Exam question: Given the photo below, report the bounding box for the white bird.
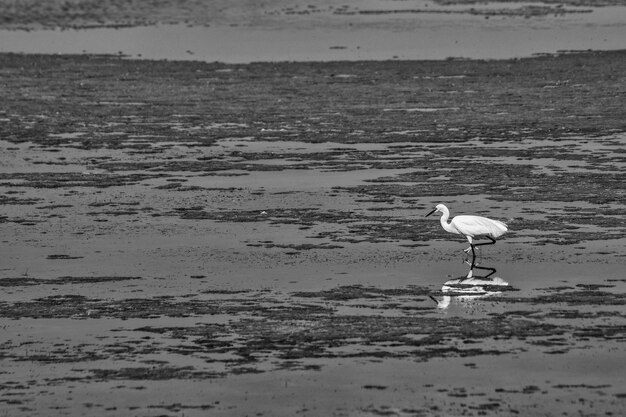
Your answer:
[426,203,508,268]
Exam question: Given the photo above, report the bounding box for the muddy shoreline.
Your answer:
[1,50,625,415]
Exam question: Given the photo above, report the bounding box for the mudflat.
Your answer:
[1,49,625,416]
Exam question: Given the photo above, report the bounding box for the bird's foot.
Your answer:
[463,246,471,254]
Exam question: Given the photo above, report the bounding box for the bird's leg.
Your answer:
[463,237,495,278]
[472,265,497,279]
[474,236,496,247]
[460,236,477,278]
[469,244,477,269]
[463,236,474,254]
[460,250,477,282]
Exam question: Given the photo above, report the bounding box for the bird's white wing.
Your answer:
[451,215,508,238]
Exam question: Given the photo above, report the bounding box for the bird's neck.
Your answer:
[439,210,457,233]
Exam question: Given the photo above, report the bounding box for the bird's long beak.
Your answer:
[425,208,437,217]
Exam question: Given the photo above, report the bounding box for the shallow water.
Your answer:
[2,7,626,63]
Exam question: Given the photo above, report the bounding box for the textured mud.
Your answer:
[1,51,625,416]
[1,279,625,415]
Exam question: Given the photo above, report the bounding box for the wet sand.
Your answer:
[1,49,625,415]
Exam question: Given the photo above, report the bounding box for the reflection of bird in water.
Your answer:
[430,276,509,309]
[426,204,508,268]
[430,294,491,310]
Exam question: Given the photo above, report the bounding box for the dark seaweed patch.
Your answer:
[0,276,141,287]
[293,285,434,301]
[90,366,223,380]
[0,195,42,205]
[46,254,84,260]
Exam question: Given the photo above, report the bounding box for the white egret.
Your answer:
[425,204,508,268]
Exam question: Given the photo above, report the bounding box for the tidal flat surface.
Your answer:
[0,51,625,416]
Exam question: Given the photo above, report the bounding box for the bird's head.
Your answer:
[425,204,447,217]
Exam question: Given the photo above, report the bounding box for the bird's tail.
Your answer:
[492,220,508,237]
